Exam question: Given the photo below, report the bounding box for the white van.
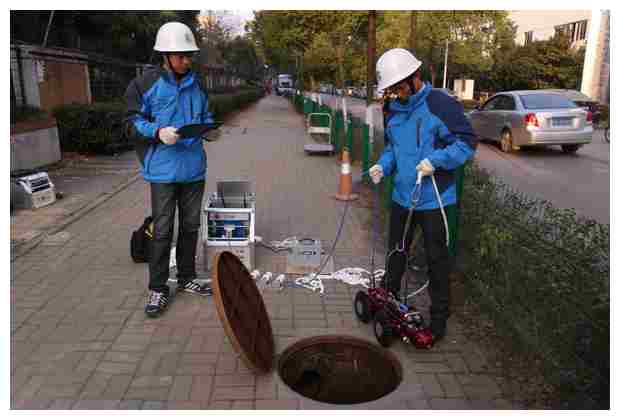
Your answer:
[276,74,294,96]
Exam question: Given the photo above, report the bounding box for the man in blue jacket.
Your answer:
[125,22,213,318]
[369,48,477,342]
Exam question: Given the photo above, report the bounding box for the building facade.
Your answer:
[510,10,610,104]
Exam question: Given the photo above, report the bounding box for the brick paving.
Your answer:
[10,94,524,410]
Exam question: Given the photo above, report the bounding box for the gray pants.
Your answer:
[148,180,205,293]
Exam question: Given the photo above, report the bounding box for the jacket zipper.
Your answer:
[416,120,421,148]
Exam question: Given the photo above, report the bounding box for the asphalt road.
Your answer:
[317,93,610,225]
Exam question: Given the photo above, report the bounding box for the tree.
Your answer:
[247,10,367,89]
[220,36,261,82]
[10,11,200,63]
[492,34,585,91]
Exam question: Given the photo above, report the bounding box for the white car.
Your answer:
[469,90,593,153]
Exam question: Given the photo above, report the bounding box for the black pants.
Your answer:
[385,201,452,325]
[149,181,205,293]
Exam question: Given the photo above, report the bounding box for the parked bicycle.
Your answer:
[597,121,610,143]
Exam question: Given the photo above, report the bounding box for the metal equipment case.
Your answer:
[202,181,255,271]
[10,172,56,209]
[287,238,322,273]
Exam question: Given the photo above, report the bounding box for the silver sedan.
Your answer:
[469,90,593,153]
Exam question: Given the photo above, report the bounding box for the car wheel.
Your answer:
[561,144,581,154]
[354,290,372,323]
[500,130,515,153]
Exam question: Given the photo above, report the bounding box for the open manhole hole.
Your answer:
[278,335,402,405]
[211,252,403,405]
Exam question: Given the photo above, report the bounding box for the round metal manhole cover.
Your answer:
[212,251,274,373]
[278,335,402,405]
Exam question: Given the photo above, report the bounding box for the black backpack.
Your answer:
[130,216,154,263]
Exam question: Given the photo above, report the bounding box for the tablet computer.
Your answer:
[177,122,223,139]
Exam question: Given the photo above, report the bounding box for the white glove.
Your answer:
[206,128,222,141]
[369,164,384,184]
[416,158,435,177]
[158,127,179,145]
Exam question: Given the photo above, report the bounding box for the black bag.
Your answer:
[130,216,154,263]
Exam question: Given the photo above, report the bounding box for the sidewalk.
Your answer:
[10,151,142,260]
[10,95,524,410]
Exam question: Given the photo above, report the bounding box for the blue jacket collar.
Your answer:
[388,82,431,113]
[161,68,195,88]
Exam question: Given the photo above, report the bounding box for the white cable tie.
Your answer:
[260,272,273,284]
[273,274,285,286]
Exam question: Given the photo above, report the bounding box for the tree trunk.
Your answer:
[337,40,345,89]
[367,11,376,105]
[429,63,437,87]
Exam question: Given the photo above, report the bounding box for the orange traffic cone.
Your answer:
[333,148,359,201]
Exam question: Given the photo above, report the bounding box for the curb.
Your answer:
[10,171,142,262]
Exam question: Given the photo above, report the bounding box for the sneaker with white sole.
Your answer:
[178,279,212,296]
[145,290,169,318]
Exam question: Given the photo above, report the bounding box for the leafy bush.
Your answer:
[598,104,609,124]
[458,163,609,409]
[52,102,126,154]
[10,105,50,124]
[209,88,264,119]
[52,88,264,154]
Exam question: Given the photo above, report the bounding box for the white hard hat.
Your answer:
[154,22,199,52]
[376,48,422,92]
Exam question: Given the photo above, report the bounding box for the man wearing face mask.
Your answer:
[125,21,214,318]
[368,48,477,342]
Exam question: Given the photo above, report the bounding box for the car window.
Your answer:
[519,94,577,109]
[502,96,516,111]
[494,96,510,110]
[482,97,501,111]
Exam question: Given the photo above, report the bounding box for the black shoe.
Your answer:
[178,279,212,296]
[145,290,169,318]
[431,320,447,342]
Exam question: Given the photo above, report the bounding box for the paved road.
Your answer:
[318,93,610,224]
[10,94,525,410]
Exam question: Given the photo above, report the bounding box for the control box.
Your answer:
[202,181,255,271]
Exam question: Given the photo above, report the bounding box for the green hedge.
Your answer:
[598,104,609,124]
[208,88,265,119]
[11,105,51,124]
[52,102,126,154]
[52,88,264,154]
[458,163,609,409]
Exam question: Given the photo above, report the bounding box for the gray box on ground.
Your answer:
[287,238,322,273]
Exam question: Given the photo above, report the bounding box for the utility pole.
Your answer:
[442,38,448,89]
[367,10,376,105]
[409,11,417,53]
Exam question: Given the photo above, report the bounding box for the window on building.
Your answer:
[555,20,588,43]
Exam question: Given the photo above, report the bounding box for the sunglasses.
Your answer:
[171,52,197,59]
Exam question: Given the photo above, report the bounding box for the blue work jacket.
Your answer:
[378,83,477,210]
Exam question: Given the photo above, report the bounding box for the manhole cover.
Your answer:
[278,335,402,404]
[212,251,274,373]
